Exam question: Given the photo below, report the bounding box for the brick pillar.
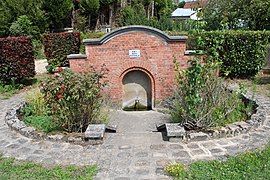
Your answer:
[67,54,88,73]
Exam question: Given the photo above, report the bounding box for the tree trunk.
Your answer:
[88,15,91,30]
[95,15,100,32]
[109,4,113,26]
[72,6,75,29]
[151,1,154,17]
[147,5,150,19]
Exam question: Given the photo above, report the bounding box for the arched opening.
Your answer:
[122,70,152,111]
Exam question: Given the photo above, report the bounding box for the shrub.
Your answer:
[168,57,251,130]
[41,66,108,133]
[43,32,80,69]
[23,89,47,116]
[0,36,35,84]
[189,30,270,78]
[9,15,39,39]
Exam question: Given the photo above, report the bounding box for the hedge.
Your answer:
[189,30,270,78]
[0,36,35,84]
[43,32,80,68]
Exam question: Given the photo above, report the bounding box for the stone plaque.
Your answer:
[129,50,140,58]
[85,124,105,139]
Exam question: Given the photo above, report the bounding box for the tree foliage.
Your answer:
[9,15,39,39]
[43,0,73,31]
[204,0,270,30]
[0,0,46,37]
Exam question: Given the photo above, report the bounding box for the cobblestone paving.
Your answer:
[1,93,270,179]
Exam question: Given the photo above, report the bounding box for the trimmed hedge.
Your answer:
[0,36,35,84]
[43,32,80,68]
[189,30,270,78]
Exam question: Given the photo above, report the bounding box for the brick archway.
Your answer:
[120,67,155,109]
[69,25,190,107]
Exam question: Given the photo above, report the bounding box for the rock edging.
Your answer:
[5,85,269,144]
[160,86,268,142]
[5,102,103,145]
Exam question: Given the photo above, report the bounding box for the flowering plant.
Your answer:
[41,65,108,132]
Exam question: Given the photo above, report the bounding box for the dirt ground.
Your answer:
[35,59,48,74]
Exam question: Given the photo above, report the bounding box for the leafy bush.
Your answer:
[9,15,40,39]
[43,32,80,69]
[41,66,108,133]
[189,30,270,78]
[169,57,251,130]
[0,36,35,84]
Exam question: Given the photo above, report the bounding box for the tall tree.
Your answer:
[0,0,46,37]
[80,0,100,29]
[43,0,73,32]
[204,0,270,30]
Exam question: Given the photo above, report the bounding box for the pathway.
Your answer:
[0,93,270,179]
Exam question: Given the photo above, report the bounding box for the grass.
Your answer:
[166,142,270,179]
[23,116,59,132]
[0,83,24,99]
[0,154,97,179]
[0,73,51,100]
[229,78,270,97]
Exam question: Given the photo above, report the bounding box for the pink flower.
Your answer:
[58,94,63,99]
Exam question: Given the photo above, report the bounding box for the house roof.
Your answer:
[171,8,196,17]
[183,0,208,9]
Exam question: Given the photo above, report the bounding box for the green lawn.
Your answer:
[167,142,270,180]
[0,154,97,180]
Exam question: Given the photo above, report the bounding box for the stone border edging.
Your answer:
[5,102,103,145]
[4,84,269,144]
[165,84,268,142]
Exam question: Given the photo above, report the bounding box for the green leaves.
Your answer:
[189,30,270,78]
[170,54,251,130]
[0,36,35,84]
[41,67,108,132]
[43,32,80,68]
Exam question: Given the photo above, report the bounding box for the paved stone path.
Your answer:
[1,93,270,179]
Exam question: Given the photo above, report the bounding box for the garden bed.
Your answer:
[158,84,268,142]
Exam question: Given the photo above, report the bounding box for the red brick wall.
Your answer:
[70,31,190,107]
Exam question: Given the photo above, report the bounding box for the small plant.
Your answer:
[169,57,252,130]
[20,89,56,132]
[24,89,47,116]
[0,81,24,98]
[23,116,57,132]
[165,161,185,178]
[41,66,108,133]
